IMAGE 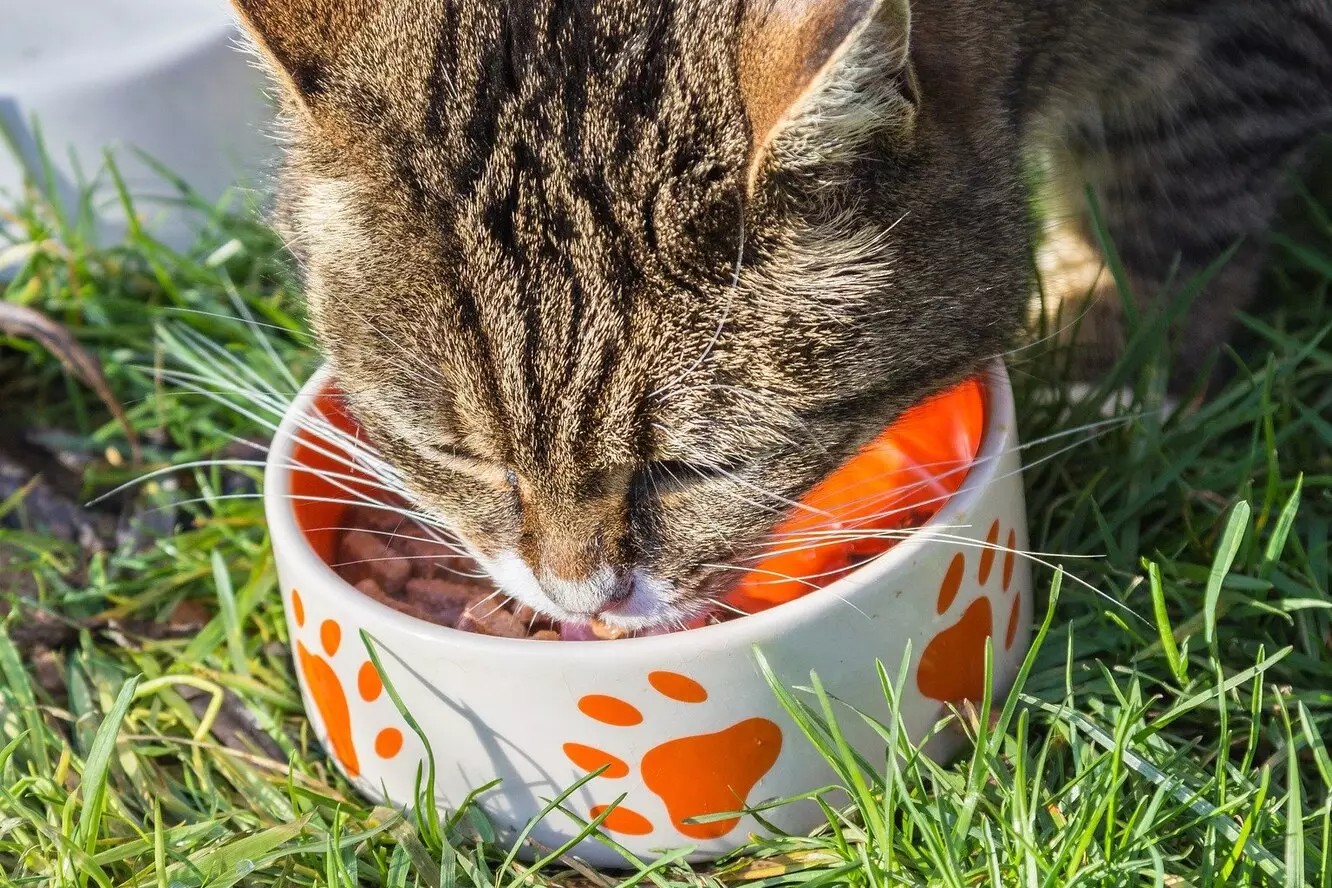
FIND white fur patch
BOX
[481,550,555,616]
[601,570,684,630]
[300,178,359,246]
[537,564,621,616]
[479,550,683,631]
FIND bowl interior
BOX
[730,378,985,613]
[287,387,391,563]
[283,376,989,630]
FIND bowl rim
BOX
[264,359,1019,663]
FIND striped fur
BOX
[233,0,1332,626]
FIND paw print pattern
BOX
[566,672,783,840]
[290,589,407,777]
[915,520,1023,703]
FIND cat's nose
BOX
[529,525,633,614]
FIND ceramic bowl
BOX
[263,360,1032,868]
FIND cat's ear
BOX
[229,0,378,114]
[739,0,916,193]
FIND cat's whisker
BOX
[743,411,1142,533]
[87,457,266,507]
[203,399,401,488]
[990,305,1095,365]
[147,356,291,406]
[329,527,473,559]
[701,562,819,590]
[703,562,873,620]
[152,357,409,416]
[333,553,477,568]
[149,371,297,433]
[750,526,1100,564]
[124,381,305,404]
[139,369,401,408]
[477,595,516,621]
[162,324,297,412]
[154,377,406,490]
[147,360,395,419]
[91,456,430,529]
[308,525,469,551]
[223,274,304,392]
[283,415,406,485]
[146,337,468,551]
[146,297,1143,633]
[711,560,862,588]
[468,590,504,615]
[162,306,315,340]
[731,525,1136,621]
[649,405,1141,530]
[698,597,751,618]
[695,460,840,522]
[144,489,453,532]
[339,302,451,389]
[757,521,975,546]
[152,363,302,426]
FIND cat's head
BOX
[234,0,1029,628]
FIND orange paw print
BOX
[290,589,409,778]
[566,672,783,840]
[916,520,1023,704]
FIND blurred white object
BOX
[0,0,275,257]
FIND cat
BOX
[230,0,1332,629]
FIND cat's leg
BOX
[1038,8,1332,393]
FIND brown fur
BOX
[231,0,1332,624]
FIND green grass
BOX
[0,151,1330,887]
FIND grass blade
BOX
[1205,501,1251,646]
[74,675,141,872]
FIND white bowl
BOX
[264,361,1032,868]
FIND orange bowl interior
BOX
[287,387,394,564]
[724,377,986,615]
[284,376,985,618]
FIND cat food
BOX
[315,376,985,639]
[330,505,631,639]
[331,505,550,637]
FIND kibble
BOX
[337,529,412,588]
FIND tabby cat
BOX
[231,0,1332,628]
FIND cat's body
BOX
[233,0,1332,628]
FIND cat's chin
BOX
[593,571,689,631]
[589,598,691,634]
[539,585,695,635]
[476,550,689,633]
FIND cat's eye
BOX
[421,443,513,488]
[696,163,729,185]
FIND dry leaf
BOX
[0,300,140,463]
